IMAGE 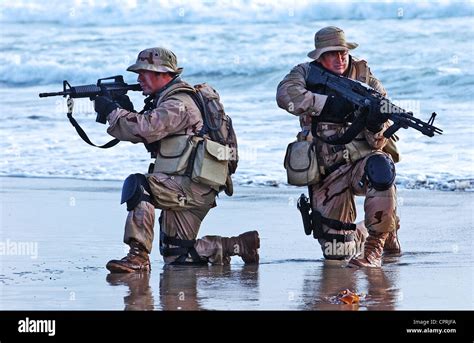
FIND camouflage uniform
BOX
[276,29,400,265]
[102,48,259,272]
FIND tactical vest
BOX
[145,82,237,195]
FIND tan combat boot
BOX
[348,231,389,268]
[106,239,151,273]
[383,228,401,255]
[222,231,260,264]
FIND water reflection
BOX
[106,272,155,311]
[106,264,260,310]
[300,259,401,310]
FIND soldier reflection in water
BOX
[299,260,400,310]
[106,264,259,310]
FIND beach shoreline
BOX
[0,176,472,310]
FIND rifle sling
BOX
[67,97,119,149]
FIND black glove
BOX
[365,102,388,133]
[114,94,135,112]
[94,96,118,124]
[320,94,355,123]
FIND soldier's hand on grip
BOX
[365,101,389,133]
[94,96,118,124]
[114,94,135,112]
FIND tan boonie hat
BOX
[307,26,358,60]
[127,47,183,74]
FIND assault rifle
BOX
[306,62,443,143]
[39,75,142,148]
[39,75,141,100]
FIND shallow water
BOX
[1,177,472,310]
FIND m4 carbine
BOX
[306,62,443,143]
[39,75,142,148]
[38,75,141,100]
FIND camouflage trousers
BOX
[311,152,399,259]
[122,172,229,265]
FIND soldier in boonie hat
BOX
[92,46,260,273]
[127,47,183,74]
[307,26,358,60]
[276,27,401,268]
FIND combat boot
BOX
[383,228,401,255]
[106,239,151,273]
[222,231,260,264]
[348,231,389,268]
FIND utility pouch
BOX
[284,140,320,186]
[192,138,231,188]
[153,135,194,175]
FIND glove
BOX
[320,94,355,123]
[365,103,388,133]
[114,94,135,112]
[94,96,118,124]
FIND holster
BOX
[297,194,313,236]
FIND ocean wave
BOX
[1,0,472,26]
[2,52,473,93]
[0,54,282,87]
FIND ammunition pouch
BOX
[152,135,231,189]
[191,138,231,188]
[152,135,195,175]
[284,140,321,186]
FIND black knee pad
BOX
[365,154,396,191]
[121,173,152,211]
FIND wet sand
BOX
[0,176,472,310]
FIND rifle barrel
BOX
[39,91,67,98]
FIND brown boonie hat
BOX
[127,47,183,74]
[307,26,358,60]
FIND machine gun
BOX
[306,62,443,144]
[39,76,142,148]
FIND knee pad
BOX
[121,173,152,211]
[365,154,396,191]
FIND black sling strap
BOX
[66,97,120,149]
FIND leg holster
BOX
[298,192,356,243]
